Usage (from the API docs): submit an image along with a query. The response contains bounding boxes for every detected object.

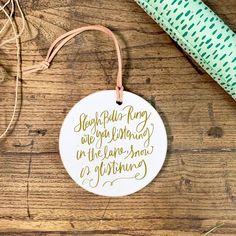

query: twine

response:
[0,0,25,139]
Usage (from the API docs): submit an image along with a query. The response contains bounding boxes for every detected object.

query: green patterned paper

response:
[135,0,236,100]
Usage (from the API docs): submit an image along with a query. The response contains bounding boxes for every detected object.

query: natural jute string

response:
[0,0,25,139]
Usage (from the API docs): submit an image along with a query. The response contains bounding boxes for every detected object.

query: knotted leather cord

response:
[0,24,123,139]
[23,25,123,103]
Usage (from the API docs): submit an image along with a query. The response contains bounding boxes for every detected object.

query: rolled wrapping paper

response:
[135,0,236,100]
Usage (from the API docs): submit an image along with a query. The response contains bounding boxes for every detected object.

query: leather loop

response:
[23,25,123,103]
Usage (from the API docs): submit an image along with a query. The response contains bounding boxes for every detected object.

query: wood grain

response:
[0,0,236,235]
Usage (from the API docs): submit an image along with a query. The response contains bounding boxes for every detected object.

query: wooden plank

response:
[0,0,235,235]
[0,152,236,234]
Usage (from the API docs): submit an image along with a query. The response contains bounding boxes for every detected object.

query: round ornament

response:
[0,24,168,197]
[59,90,167,197]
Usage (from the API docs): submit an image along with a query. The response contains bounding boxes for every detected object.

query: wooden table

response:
[0,0,236,235]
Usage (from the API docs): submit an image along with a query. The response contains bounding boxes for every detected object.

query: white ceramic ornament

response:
[59,90,167,196]
[11,24,168,197]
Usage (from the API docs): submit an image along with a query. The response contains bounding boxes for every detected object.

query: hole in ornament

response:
[116,101,122,106]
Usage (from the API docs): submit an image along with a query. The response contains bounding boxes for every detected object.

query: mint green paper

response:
[135,0,236,100]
